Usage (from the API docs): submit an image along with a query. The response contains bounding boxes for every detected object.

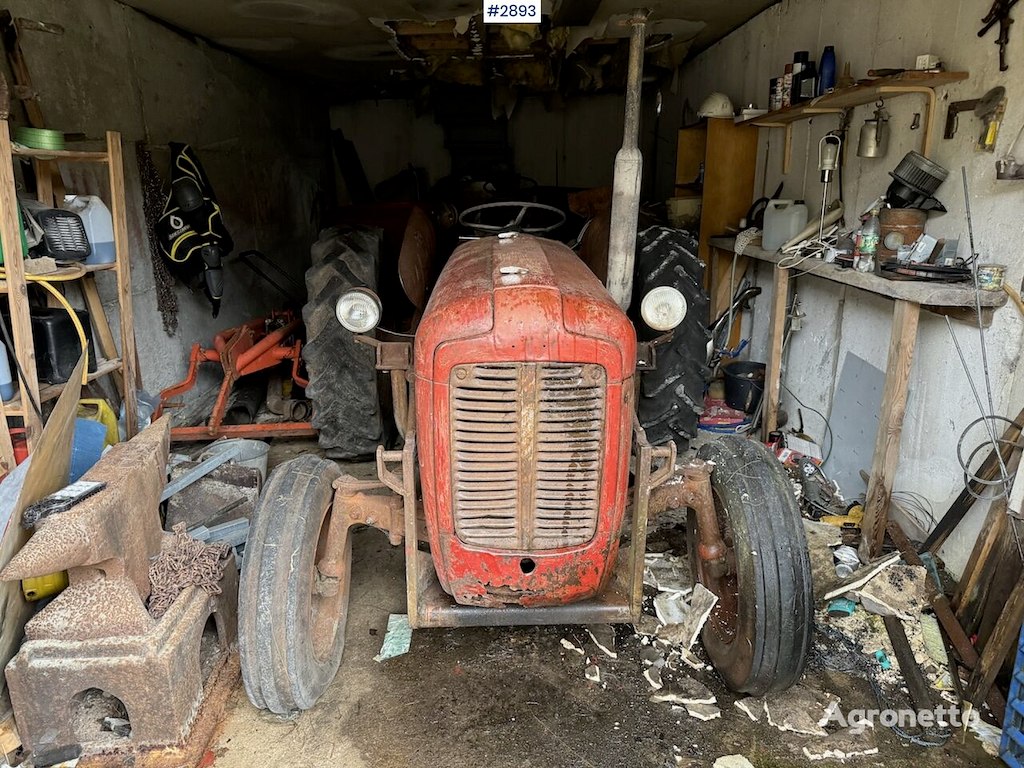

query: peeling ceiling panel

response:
[119,0,778,86]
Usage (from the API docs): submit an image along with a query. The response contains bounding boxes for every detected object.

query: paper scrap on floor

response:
[374,613,412,662]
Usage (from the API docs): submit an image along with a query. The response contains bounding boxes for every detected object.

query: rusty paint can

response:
[879,208,927,258]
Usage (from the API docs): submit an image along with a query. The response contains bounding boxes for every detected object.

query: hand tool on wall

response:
[980,0,1018,71]
[944,86,1006,152]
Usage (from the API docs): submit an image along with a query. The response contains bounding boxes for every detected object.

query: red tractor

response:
[237,16,812,715]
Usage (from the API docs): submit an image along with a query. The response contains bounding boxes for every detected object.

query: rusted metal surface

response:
[155,311,315,441]
[414,235,637,608]
[1,418,239,761]
[449,362,606,550]
[0,417,170,596]
[410,416,668,628]
[398,204,435,311]
[165,461,260,531]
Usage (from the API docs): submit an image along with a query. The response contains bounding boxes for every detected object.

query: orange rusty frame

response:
[155,311,316,441]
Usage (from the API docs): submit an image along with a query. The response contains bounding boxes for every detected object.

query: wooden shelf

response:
[2,357,123,415]
[743,71,970,127]
[741,71,969,171]
[711,237,1008,310]
[11,146,109,163]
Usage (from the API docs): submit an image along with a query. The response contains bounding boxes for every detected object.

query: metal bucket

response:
[723,361,767,414]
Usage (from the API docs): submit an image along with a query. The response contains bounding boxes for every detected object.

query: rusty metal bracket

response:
[355,336,412,371]
[636,330,673,371]
[332,474,405,547]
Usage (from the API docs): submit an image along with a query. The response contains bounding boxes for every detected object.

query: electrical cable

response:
[781,381,834,464]
[813,621,951,748]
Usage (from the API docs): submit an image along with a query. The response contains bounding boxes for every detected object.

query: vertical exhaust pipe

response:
[606,9,648,310]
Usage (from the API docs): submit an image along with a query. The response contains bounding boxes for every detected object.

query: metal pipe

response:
[605,10,648,310]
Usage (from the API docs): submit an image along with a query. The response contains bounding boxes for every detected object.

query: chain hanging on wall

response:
[135,141,179,336]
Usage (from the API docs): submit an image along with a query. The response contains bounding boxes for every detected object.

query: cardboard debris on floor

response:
[850,563,930,620]
[650,674,716,706]
[801,723,879,761]
[763,683,840,737]
[644,552,693,594]
[587,623,618,659]
[684,701,721,721]
[712,754,756,768]
[373,614,412,662]
[655,583,719,651]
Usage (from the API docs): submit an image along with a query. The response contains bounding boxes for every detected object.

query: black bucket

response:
[723,361,767,413]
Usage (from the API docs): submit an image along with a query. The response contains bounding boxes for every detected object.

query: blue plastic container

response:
[1000,622,1024,766]
[818,46,837,95]
[69,418,107,483]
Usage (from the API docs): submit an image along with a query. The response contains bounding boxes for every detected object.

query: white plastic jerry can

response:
[62,195,115,265]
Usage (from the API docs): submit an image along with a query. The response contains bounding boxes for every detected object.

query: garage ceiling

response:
[121,0,778,90]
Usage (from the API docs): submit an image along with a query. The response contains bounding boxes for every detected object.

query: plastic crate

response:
[1000,622,1024,766]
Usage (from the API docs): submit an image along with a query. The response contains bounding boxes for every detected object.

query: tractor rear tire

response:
[633,226,711,451]
[303,227,384,459]
[239,455,347,714]
[690,435,813,695]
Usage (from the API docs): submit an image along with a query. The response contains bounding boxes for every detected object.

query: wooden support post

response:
[862,299,920,557]
[80,275,125,397]
[106,132,138,438]
[762,265,790,439]
[0,129,42,444]
[965,575,1024,710]
[0,398,14,475]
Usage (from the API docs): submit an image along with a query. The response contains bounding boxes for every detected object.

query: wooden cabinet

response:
[674,117,758,318]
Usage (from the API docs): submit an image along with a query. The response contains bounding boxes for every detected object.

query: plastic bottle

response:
[791,51,809,105]
[62,195,115,265]
[856,209,881,273]
[0,341,12,401]
[799,59,817,101]
[818,46,837,95]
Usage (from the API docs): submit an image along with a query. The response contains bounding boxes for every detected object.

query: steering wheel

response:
[458,201,567,236]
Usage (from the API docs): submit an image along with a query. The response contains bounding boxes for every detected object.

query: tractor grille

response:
[450,362,606,550]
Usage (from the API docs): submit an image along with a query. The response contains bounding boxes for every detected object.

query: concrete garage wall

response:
[7,0,329,394]
[330,100,449,200]
[331,93,628,194]
[676,0,1024,575]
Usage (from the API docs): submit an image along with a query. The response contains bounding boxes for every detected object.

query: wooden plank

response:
[107,132,138,437]
[698,119,757,318]
[862,299,920,557]
[951,492,1012,620]
[0,397,13,476]
[884,614,933,711]
[919,405,1024,553]
[80,274,125,396]
[0,352,82,710]
[743,72,969,127]
[33,159,53,206]
[762,265,790,440]
[11,147,108,162]
[930,591,1007,722]
[965,574,1024,709]
[0,127,42,444]
[0,709,20,754]
[715,239,1009,309]
[674,125,706,186]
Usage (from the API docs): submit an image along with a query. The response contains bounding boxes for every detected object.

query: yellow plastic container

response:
[77,398,119,447]
[23,571,69,601]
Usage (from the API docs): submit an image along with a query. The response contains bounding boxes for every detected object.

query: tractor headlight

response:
[335,288,382,333]
[640,286,687,331]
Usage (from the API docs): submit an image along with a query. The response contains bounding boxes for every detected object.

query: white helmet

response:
[697,92,735,119]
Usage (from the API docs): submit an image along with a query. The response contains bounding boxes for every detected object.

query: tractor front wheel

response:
[239,454,348,714]
[689,435,813,695]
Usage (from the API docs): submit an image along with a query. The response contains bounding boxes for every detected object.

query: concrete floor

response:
[207,445,1002,768]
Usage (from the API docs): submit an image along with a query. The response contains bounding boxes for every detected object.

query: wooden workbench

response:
[709,236,1008,556]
